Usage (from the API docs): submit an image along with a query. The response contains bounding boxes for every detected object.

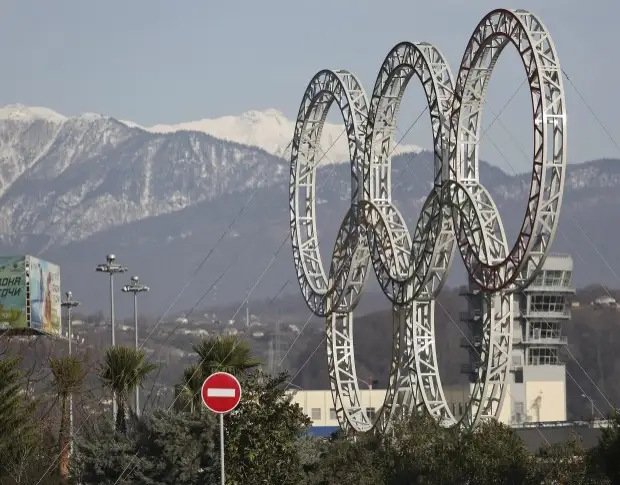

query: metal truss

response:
[289,69,371,317]
[449,9,567,290]
[289,8,566,434]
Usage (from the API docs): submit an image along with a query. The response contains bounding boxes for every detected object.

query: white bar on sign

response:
[207,388,236,398]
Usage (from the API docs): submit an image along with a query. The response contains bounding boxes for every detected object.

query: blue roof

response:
[308,426,340,437]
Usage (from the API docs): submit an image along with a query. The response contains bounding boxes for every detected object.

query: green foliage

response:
[586,410,620,484]
[173,363,204,415]
[455,421,535,485]
[223,371,311,485]
[99,346,158,433]
[192,335,261,377]
[0,356,62,485]
[50,355,85,397]
[302,432,389,485]
[0,357,38,473]
[72,409,218,485]
[534,438,601,485]
[388,413,462,484]
[50,354,86,481]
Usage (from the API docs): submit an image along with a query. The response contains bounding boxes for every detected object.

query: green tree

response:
[587,411,620,484]
[454,420,535,485]
[224,371,311,485]
[534,438,599,485]
[0,357,40,475]
[49,355,86,482]
[100,346,157,433]
[302,432,388,485]
[387,413,461,484]
[73,409,218,485]
[193,335,261,377]
[0,356,62,485]
[173,363,204,415]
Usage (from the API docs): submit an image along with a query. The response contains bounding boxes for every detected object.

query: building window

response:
[562,271,572,287]
[514,402,525,423]
[528,321,562,341]
[544,270,564,287]
[527,347,561,365]
[529,295,568,314]
[366,407,376,420]
[329,408,337,420]
[512,355,522,367]
[531,270,571,288]
[458,403,463,415]
[514,369,523,383]
[311,408,321,420]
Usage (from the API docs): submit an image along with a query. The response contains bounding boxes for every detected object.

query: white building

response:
[287,385,471,432]
[462,253,574,424]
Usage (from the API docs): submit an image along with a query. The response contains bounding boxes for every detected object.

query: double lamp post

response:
[95,254,149,420]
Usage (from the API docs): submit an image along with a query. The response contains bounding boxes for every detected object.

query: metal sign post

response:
[201,372,242,485]
[219,414,225,485]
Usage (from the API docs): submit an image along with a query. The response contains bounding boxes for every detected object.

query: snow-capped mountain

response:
[0,103,618,314]
[122,108,424,163]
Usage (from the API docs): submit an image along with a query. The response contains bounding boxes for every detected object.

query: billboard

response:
[28,256,61,335]
[0,256,27,330]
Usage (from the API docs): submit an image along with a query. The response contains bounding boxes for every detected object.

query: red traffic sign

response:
[201,372,242,414]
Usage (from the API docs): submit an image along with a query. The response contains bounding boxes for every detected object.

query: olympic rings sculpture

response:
[289,8,566,433]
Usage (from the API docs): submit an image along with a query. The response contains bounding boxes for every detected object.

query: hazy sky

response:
[0,0,618,168]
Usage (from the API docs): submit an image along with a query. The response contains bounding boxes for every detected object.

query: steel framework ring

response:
[409,181,513,428]
[363,42,457,305]
[289,69,371,317]
[449,8,567,291]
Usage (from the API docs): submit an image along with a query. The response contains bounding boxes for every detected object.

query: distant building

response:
[461,253,574,424]
[590,296,617,308]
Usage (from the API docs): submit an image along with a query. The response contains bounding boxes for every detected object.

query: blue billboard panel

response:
[28,256,61,335]
[0,256,27,330]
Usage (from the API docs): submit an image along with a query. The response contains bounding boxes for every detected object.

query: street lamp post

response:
[61,291,80,456]
[95,254,128,422]
[358,377,379,417]
[581,393,595,421]
[122,276,150,417]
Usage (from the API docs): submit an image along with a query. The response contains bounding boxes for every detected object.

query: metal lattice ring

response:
[361,42,458,305]
[289,69,372,317]
[406,180,513,429]
[448,8,567,291]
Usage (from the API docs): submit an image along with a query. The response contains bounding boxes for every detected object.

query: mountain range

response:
[0,103,617,316]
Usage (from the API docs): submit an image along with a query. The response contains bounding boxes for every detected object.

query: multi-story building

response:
[461,253,574,424]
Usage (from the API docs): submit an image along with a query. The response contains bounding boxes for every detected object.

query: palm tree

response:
[100,346,157,433]
[50,355,85,482]
[192,335,261,377]
[174,363,204,415]
[0,356,36,460]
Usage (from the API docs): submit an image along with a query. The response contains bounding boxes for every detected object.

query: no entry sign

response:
[201,371,242,414]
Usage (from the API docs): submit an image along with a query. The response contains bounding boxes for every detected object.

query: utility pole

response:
[61,291,80,456]
[122,276,150,417]
[95,254,128,422]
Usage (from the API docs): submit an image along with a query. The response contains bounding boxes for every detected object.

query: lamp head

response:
[131,275,139,283]
[106,254,116,263]
[66,291,72,299]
